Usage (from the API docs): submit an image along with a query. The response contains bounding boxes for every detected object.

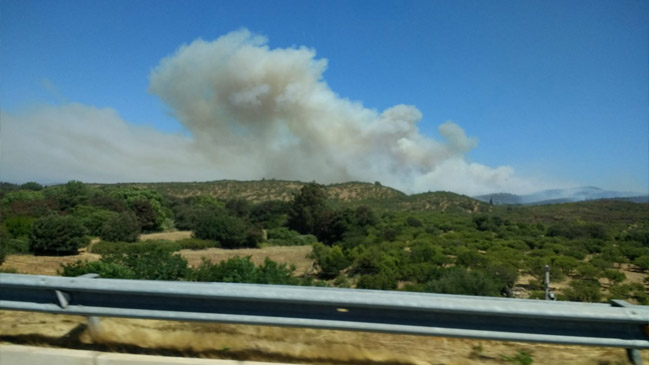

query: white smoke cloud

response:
[0,29,546,195]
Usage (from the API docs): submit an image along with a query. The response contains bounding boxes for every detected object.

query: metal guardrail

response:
[1,273,648,351]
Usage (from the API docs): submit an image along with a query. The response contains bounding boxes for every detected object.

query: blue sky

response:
[1,0,647,194]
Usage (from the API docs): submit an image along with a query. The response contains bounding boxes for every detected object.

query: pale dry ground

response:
[140,231,194,241]
[180,246,315,275]
[0,310,646,365]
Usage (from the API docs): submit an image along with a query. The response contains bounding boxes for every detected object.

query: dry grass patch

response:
[179,245,315,275]
[0,310,645,364]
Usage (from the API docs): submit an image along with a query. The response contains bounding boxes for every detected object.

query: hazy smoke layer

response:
[1,29,542,195]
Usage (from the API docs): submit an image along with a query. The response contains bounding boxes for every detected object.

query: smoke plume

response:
[1,29,543,195]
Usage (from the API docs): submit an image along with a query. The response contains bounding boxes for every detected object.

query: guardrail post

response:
[544,265,550,300]
[610,299,643,365]
[77,274,102,340]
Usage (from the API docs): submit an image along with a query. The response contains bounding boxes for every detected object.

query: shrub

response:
[424,267,502,297]
[287,183,327,235]
[190,257,298,285]
[2,216,35,238]
[100,211,140,242]
[194,210,258,248]
[29,214,89,255]
[563,280,602,302]
[0,231,8,265]
[60,260,135,279]
[71,205,117,236]
[102,243,188,280]
[406,216,423,227]
[311,242,350,278]
[267,227,317,246]
[356,273,397,290]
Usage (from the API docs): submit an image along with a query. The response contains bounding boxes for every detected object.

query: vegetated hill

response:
[475,186,647,205]
[103,180,489,213]
[493,199,649,229]
[110,180,406,204]
[398,191,488,213]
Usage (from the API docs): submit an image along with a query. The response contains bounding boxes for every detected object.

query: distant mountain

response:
[475,186,648,205]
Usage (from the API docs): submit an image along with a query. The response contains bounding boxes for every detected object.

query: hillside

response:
[103,180,406,204]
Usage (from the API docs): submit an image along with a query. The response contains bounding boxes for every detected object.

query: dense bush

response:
[71,205,117,236]
[100,211,140,242]
[29,214,89,255]
[190,257,299,285]
[424,267,502,296]
[311,242,350,278]
[61,260,135,279]
[266,227,317,246]
[287,183,327,235]
[2,216,35,238]
[194,210,260,248]
[101,243,188,280]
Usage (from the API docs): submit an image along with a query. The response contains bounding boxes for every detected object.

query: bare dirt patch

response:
[179,245,315,275]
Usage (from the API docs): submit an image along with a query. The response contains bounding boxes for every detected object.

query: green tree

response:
[29,214,89,255]
[102,243,188,280]
[132,199,159,232]
[563,280,602,302]
[287,183,327,235]
[2,216,35,238]
[194,210,258,248]
[100,211,141,242]
[20,182,43,191]
[311,242,350,278]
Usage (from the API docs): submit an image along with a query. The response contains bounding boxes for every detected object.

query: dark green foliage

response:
[249,200,289,228]
[71,205,117,236]
[20,182,43,191]
[193,209,259,249]
[563,280,602,302]
[60,260,135,279]
[2,216,34,238]
[131,199,158,232]
[0,231,8,265]
[190,256,299,285]
[406,216,423,227]
[424,267,502,296]
[287,183,327,235]
[100,211,140,242]
[49,180,90,211]
[29,214,89,255]
[225,198,252,218]
[311,242,350,278]
[101,242,188,280]
[88,196,127,212]
[357,273,398,290]
[632,255,649,272]
[266,227,316,246]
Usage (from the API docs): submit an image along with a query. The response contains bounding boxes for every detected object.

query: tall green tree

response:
[29,214,89,255]
[287,183,327,235]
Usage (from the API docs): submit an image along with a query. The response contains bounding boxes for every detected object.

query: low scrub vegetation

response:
[0,180,646,304]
